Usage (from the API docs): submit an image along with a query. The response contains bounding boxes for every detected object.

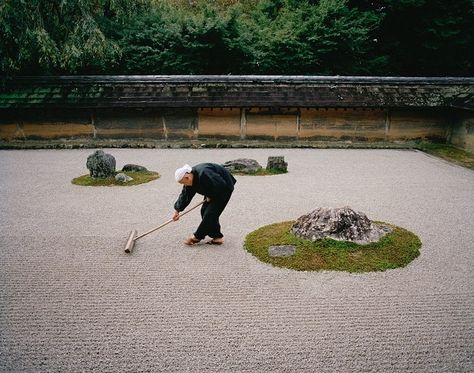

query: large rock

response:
[291,206,391,245]
[86,150,116,178]
[223,158,262,173]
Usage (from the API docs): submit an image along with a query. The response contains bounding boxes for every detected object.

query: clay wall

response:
[0,106,459,145]
[1,76,472,149]
[449,112,474,152]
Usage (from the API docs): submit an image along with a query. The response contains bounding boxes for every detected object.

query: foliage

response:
[118,2,245,74]
[0,0,151,75]
[72,170,160,186]
[237,0,382,74]
[244,221,421,272]
[348,0,474,76]
[1,0,473,76]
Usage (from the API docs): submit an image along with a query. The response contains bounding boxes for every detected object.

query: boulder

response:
[266,156,287,172]
[291,206,391,245]
[86,150,116,178]
[122,164,148,172]
[223,158,262,173]
[115,173,133,183]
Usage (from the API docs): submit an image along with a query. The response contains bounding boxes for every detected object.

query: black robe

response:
[174,163,236,240]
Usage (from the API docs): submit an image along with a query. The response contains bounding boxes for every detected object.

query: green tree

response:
[0,0,150,75]
[119,2,246,74]
[2,0,471,76]
[348,0,474,76]
[238,0,381,74]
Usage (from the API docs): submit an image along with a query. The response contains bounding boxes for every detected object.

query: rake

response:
[124,200,204,253]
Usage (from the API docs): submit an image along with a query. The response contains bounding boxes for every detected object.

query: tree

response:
[237,0,382,74]
[348,0,474,76]
[119,2,246,74]
[0,0,150,75]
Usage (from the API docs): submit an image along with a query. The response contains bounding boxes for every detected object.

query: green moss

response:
[72,171,160,186]
[416,143,474,170]
[244,221,421,272]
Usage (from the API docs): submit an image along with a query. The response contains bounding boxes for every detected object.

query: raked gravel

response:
[0,148,473,372]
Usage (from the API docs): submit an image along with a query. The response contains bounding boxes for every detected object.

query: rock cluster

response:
[223,158,262,173]
[292,206,391,245]
[86,150,116,178]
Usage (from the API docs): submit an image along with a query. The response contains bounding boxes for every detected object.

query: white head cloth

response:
[175,164,192,182]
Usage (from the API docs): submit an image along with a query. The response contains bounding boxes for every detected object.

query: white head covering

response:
[175,164,192,182]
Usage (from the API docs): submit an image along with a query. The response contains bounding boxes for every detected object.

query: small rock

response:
[266,156,288,172]
[268,245,297,257]
[115,173,133,183]
[122,164,148,172]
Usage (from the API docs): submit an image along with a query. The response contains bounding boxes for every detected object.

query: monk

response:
[173,163,236,245]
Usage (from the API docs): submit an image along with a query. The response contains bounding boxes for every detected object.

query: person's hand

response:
[172,210,180,221]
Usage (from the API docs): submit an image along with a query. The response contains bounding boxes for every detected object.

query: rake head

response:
[124,230,137,253]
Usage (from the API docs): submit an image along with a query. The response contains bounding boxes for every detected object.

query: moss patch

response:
[72,171,160,186]
[416,143,474,170]
[244,221,421,272]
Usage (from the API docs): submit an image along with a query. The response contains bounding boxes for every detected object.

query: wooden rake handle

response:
[134,200,204,241]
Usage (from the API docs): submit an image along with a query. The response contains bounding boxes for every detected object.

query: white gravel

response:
[0,148,473,372]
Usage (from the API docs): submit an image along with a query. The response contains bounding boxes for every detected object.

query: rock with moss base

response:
[266,156,287,172]
[86,150,116,178]
[223,159,262,173]
[292,206,391,245]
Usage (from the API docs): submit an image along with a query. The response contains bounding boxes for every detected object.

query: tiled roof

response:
[1,75,473,109]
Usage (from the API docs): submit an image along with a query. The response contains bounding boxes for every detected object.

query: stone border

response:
[0,139,419,150]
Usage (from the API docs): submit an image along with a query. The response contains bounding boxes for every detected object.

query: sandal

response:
[184,236,201,246]
[206,238,224,245]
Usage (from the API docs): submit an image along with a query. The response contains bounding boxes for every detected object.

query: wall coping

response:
[6,75,474,85]
[1,75,473,110]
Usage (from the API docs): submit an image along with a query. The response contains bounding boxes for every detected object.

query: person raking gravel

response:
[173,163,236,245]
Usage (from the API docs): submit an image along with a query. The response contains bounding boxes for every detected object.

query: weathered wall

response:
[299,108,386,141]
[198,108,241,139]
[387,109,449,142]
[450,112,474,152]
[93,108,198,139]
[0,108,199,140]
[245,108,297,140]
[0,107,457,144]
[1,76,472,149]
[0,109,93,140]
[0,108,458,146]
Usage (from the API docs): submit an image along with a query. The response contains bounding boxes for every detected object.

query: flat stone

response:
[268,245,297,257]
[115,173,133,183]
